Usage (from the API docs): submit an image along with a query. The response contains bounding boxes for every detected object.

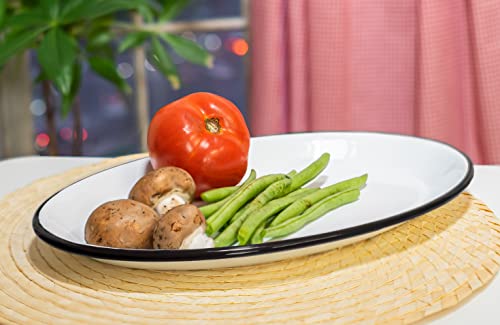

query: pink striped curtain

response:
[250,0,500,164]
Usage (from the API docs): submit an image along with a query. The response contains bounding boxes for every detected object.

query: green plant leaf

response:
[149,37,180,89]
[162,33,213,67]
[0,27,46,68]
[61,61,82,116]
[159,0,189,21]
[138,4,154,23]
[87,29,112,49]
[89,56,131,94]
[37,27,77,88]
[20,0,39,7]
[143,0,162,13]
[0,0,6,28]
[60,0,85,18]
[61,0,148,23]
[53,63,72,98]
[88,43,115,59]
[40,0,60,19]
[84,20,115,55]
[5,9,51,29]
[118,31,149,53]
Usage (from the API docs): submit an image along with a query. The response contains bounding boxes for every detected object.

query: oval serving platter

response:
[33,132,473,270]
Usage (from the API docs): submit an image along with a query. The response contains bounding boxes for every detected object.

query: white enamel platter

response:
[33,132,473,270]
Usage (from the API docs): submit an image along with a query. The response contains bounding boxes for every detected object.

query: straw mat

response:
[0,155,499,324]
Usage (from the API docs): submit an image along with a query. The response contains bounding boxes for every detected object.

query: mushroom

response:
[129,166,196,215]
[85,199,158,249]
[153,204,214,249]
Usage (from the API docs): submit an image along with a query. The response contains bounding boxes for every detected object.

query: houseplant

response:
[0,0,213,155]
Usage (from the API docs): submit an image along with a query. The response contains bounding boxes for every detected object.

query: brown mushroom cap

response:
[153,204,205,249]
[129,166,196,208]
[85,199,158,249]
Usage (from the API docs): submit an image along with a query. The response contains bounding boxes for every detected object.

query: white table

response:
[0,156,499,324]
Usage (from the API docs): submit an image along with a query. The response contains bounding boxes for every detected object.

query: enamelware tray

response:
[33,132,473,270]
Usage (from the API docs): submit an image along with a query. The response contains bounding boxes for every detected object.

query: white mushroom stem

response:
[155,193,189,215]
[180,226,215,249]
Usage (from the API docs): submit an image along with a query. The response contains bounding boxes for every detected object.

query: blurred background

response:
[30,0,248,157]
[1,0,500,164]
[0,0,248,157]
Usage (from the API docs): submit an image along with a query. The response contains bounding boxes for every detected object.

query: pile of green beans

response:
[199,170,256,218]
[199,152,368,247]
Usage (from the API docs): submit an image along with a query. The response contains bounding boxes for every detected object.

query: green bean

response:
[236,187,318,245]
[228,169,297,224]
[199,170,256,218]
[233,152,326,224]
[206,173,288,235]
[287,153,330,192]
[229,177,292,242]
[270,174,367,226]
[247,187,314,224]
[213,213,246,247]
[250,222,267,244]
[201,186,238,203]
[234,153,330,245]
[200,170,258,203]
[214,188,315,247]
[264,189,360,239]
[229,201,252,224]
[199,197,228,218]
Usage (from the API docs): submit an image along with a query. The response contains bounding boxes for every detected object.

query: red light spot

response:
[36,133,50,147]
[231,39,248,56]
[71,128,89,141]
[60,127,72,141]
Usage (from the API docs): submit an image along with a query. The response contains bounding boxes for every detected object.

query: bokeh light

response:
[82,128,89,141]
[35,133,50,148]
[117,62,134,79]
[60,127,89,142]
[231,38,248,56]
[30,99,46,116]
[60,127,72,141]
[144,59,156,72]
[204,33,222,52]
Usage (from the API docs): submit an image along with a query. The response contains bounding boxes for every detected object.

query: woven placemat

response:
[1,155,500,324]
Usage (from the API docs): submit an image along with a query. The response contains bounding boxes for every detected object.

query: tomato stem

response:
[205,118,221,134]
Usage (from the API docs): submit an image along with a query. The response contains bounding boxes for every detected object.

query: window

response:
[30,0,249,157]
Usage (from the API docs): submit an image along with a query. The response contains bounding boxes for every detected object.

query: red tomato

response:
[148,92,250,196]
